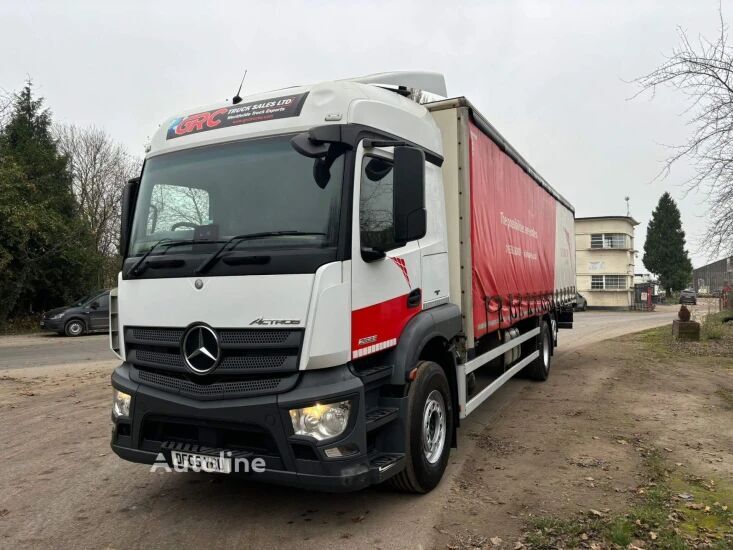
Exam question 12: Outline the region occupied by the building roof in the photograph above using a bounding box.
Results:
[575,215,639,226]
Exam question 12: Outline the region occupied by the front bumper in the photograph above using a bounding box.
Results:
[111,362,401,492]
[40,318,64,331]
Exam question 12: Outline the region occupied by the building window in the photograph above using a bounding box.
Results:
[605,275,626,289]
[591,275,627,290]
[590,233,627,249]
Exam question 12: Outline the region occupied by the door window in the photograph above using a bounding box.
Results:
[96,294,110,310]
[359,156,395,250]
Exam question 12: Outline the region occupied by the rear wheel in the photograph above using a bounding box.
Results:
[64,319,85,337]
[526,321,551,381]
[390,361,453,493]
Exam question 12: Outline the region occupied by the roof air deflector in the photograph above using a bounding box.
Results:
[344,72,447,98]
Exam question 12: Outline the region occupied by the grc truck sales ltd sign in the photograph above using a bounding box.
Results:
[166,92,309,139]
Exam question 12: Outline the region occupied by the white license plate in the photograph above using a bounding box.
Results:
[171,451,232,474]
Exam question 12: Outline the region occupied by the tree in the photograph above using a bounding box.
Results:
[643,192,693,295]
[633,10,733,258]
[55,124,140,258]
[0,82,100,324]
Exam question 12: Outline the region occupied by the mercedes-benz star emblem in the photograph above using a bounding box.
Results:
[181,325,220,374]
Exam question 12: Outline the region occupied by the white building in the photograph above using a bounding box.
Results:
[575,216,639,308]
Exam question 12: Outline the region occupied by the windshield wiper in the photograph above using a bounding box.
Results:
[128,239,195,277]
[195,231,326,274]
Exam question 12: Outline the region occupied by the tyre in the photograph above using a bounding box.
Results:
[64,319,85,337]
[390,361,453,493]
[526,321,551,381]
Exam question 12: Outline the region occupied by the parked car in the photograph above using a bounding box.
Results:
[40,289,111,336]
[574,292,587,311]
[679,289,697,305]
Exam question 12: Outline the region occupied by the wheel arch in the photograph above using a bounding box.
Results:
[389,303,462,385]
[388,304,463,445]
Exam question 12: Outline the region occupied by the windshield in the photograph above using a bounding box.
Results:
[129,135,344,256]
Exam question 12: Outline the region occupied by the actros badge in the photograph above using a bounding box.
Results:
[250,318,301,326]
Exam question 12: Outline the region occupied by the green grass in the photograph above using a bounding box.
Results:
[523,449,732,549]
[701,311,727,340]
[639,326,674,359]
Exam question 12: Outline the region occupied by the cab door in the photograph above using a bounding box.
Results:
[350,143,424,360]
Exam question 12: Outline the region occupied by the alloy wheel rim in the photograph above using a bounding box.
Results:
[422,389,446,464]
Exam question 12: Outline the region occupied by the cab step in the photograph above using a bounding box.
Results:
[365,406,399,432]
[368,452,405,483]
[353,364,393,386]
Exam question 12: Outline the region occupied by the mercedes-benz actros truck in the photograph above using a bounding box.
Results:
[110,72,576,493]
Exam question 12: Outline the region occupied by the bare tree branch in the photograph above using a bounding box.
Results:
[633,9,733,258]
[55,124,141,256]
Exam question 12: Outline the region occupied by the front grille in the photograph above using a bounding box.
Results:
[220,355,288,370]
[220,330,293,345]
[132,327,184,344]
[124,326,303,399]
[132,367,297,400]
[135,349,185,369]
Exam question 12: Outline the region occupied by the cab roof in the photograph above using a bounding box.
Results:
[148,74,444,159]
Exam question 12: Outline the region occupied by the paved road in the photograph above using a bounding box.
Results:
[0,306,688,369]
[559,305,682,355]
[0,304,688,371]
[0,332,112,370]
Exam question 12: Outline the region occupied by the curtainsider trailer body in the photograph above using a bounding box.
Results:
[429,99,576,416]
[109,72,575,493]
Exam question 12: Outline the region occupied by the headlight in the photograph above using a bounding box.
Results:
[289,400,351,441]
[50,313,64,320]
[112,389,131,417]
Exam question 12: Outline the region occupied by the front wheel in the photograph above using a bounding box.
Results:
[64,319,85,337]
[390,361,453,493]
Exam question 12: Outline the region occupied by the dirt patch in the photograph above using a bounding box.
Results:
[466,433,528,457]
[0,311,729,549]
[432,324,733,549]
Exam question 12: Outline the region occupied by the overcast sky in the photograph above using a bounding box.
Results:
[1,0,728,268]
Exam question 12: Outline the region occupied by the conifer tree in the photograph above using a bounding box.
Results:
[642,192,693,296]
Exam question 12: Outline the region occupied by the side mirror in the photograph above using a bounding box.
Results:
[291,133,348,189]
[120,176,140,256]
[393,147,426,244]
[90,301,100,310]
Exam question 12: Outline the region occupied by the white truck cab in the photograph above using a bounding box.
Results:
[110,72,575,492]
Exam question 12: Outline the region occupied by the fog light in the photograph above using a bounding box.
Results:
[112,389,131,417]
[324,444,359,458]
[289,400,351,441]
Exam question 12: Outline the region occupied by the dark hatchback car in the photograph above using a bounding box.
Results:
[573,292,588,311]
[679,289,697,305]
[40,290,111,336]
